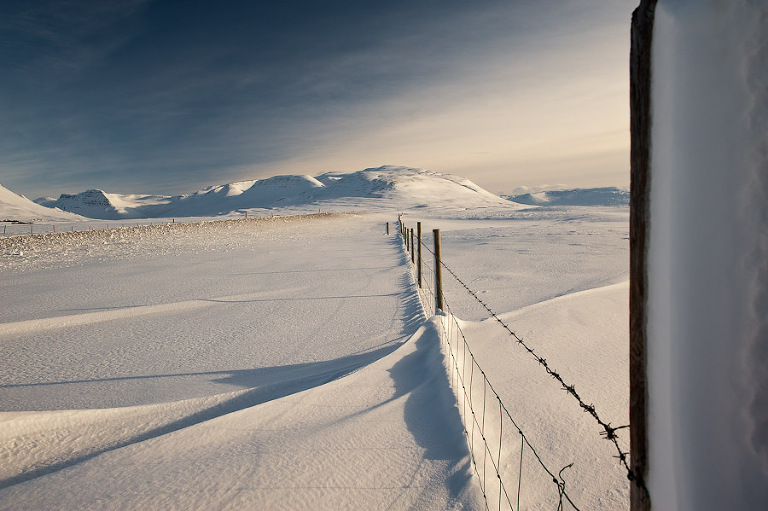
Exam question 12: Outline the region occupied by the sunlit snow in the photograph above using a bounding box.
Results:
[1,168,630,509]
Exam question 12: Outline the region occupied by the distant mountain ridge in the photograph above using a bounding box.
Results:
[4,167,629,222]
[503,187,629,207]
[32,166,512,220]
[0,183,87,223]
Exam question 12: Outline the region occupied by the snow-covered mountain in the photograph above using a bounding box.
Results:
[33,166,517,219]
[504,186,629,207]
[0,183,87,223]
[19,167,629,221]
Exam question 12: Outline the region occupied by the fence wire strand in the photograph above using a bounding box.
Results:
[397,220,582,511]
[414,226,643,495]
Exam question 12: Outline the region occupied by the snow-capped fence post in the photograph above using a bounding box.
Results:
[433,229,444,312]
[417,222,422,288]
[630,1,768,508]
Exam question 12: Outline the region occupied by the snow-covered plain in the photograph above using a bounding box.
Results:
[1,170,630,510]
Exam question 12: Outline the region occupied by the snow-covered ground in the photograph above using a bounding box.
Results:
[1,169,630,509]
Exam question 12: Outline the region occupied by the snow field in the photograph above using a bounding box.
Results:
[0,213,482,509]
[1,206,630,509]
[0,324,480,510]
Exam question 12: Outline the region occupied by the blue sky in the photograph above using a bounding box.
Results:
[0,0,638,198]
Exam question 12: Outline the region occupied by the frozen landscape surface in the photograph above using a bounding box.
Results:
[0,169,630,509]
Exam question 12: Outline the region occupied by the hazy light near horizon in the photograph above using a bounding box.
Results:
[229,17,631,195]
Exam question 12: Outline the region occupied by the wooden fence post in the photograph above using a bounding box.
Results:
[406,227,410,252]
[417,222,422,287]
[411,229,415,264]
[629,2,656,510]
[386,222,389,235]
[434,229,444,312]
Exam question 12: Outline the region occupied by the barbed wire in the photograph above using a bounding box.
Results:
[414,225,648,497]
[398,222,581,510]
[441,298,581,510]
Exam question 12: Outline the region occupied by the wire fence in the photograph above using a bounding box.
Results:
[396,217,638,510]
[1,212,287,238]
[1,220,182,237]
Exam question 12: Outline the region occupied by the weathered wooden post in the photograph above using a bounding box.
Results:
[630,2,655,510]
[386,222,389,235]
[417,222,422,287]
[433,229,444,312]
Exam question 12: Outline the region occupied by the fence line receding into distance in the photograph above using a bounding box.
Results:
[396,217,637,510]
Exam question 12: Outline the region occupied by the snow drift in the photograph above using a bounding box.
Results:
[645,1,768,509]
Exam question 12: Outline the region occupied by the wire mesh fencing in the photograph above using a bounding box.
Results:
[396,218,582,510]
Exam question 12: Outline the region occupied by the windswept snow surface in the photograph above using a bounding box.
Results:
[0,204,630,509]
